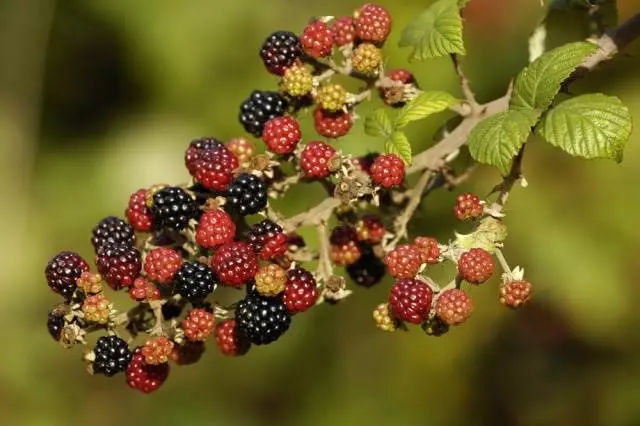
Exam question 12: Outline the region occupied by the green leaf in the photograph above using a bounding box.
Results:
[399,0,465,61]
[364,109,392,137]
[384,131,412,165]
[511,41,598,112]
[468,110,538,175]
[395,91,459,128]
[535,94,632,162]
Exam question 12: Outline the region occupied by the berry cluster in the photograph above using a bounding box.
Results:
[44,4,532,394]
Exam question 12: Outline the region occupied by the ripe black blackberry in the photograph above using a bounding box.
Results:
[92,335,133,376]
[91,216,135,253]
[151,186,199,231]
[47,307,66,341]
[227,173,268,215]
[346,246,385,288]
[235,291,291,345]
[259,31,302,75]
[45,251,90,298]
[174,262,216,303]
[96,243,141,289]
[239,90,288,137]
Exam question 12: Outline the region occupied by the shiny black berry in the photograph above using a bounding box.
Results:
[245,219,282,252]
[227,173,268,216]
[92,335,132,376]
[91,216,135,253]
[346,246,385,288]
[45,251,90,298]
[96,243,141,289]
[259,31,302,75]
[239,90,288,137]
[235,292,291,345]
[174,262,216,303]
[151,186,199,231]
[47,307,66,341]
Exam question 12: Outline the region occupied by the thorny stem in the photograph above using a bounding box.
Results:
[494,248,513,280]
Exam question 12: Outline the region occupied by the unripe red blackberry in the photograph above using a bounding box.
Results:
[127,348,170,394]
[255,264,287,297]
[389,278,433,324]
[373,303,399,332]
[413,237,440,265]
[500,280,532,309]
[246,219,288,260]
[331,16,355,46]
[301,21,333,58]
[45,251,90,298]
[384,244,423,279]
[458,248,495,284]
[211,242,258,287]
[316,84,347,112]
[261,115,302,155]
[76,271,103,294]
[96,243,141,289]
[436,289,474,325]
[195,209,236,249]
[142,336,174,365]
[282,63,313,97]
[185,138,239,192]
[129,277,160,302]
[352,43,382,75]
[143,247,183,284]
[370,153,405,188]
[82,294,111,324]
[182,309,215,342]
[283,267,318,314]
[259,31,302,75]
[226,137,254,165]
[355,215,385,244]
[313,107,353,139]
[215,320,250,356]
[239,90,289,137]
[354,3,392,44]
[300,141,337,179]
[454,192,484,221]
[126,188,153,232]
[91,216,135,253]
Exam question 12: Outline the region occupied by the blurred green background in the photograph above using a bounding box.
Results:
[2,0,640,424]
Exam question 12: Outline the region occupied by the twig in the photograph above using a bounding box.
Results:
[148,300,166,336]
[282,197,341,232]
[387,170,434,250]
[316,222,333,282]
[451,54,479,112]
[494,248,513,280]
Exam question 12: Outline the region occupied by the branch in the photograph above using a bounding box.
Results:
[451,54,479,112]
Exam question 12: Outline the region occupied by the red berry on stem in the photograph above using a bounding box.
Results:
[196,209,236,249]
[183,309,215,342]
[283,267,318,314]
[126,188,154,232]
[458,248,495,284]
[413,237,441,265]
[313,107,353,139]
[215,320,250,357]
[436,289,474,325]
[370,153,405,188]
[454,192,484,221]
[127,348,170,394]
[354,3,392,44]
[384,244,423,279]
[389,278,433,324]
[211,242,258,287]
[300,141,337,178]
[185,138,239,192]
[143,247,183,284]
[500,280,532,309]
[331,16,356,46]
[301,21,334,58]
[262,116,302,155]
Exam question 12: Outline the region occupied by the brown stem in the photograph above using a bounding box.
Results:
[387,170,434,250]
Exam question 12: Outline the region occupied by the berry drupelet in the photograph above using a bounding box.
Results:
[151,186,199,232]
[92,335,133,377]
[226,173,268,216]
[259,31,302,75]
[45,251,90,298]
[91,216,135,253]
[235,292,291,345]
[239,90,289,137]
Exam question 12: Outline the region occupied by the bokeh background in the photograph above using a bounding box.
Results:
[2,0,640,424]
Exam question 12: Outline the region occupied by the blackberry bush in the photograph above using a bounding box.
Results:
[43,1,637,394]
